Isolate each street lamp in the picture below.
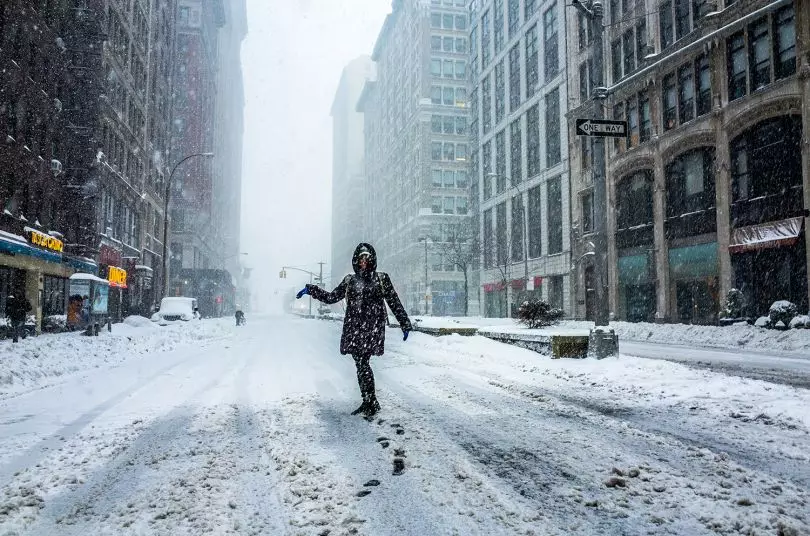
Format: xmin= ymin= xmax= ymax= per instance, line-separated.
xmin=160 ymin=152 xmax=214 ymax=300
xmin=488 ymin=173 xmax=530 ymax=315
xmin=418 ymin=237 xmax=430 ymax=315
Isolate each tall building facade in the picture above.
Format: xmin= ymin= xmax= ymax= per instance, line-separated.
xmin=331 ymin=56 xmax=374 ymax=286
xmin=567 ymin=0 xmax=810 ymax=324
xmin=359 ymin=0 xmax=472 ymax=316
xmin=470 ymin=0 xmax=572 ymax=318
xmin=169 ymin=0 xmax=246 ymax=315
xmin=1 ymin=0 xmax=178 ymax=328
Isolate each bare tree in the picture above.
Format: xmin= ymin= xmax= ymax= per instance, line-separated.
xmin=435 ymin=223 xmax=479 ymax=316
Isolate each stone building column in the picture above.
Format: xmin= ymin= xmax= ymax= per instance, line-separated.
xmin=606 ymin=159 xmax=619 ymax=319
xmin=652 ymin=148 xmax=670 ymax=322
xmin=714 ymin=121 xmax=733 ymax=309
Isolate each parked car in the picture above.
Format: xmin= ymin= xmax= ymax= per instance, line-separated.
xmin=151 ymin=297 xmax=200 ymax=324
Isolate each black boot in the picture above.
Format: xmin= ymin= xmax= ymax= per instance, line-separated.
xmin=363 ymin=395 xmax=381 ymax=417
xmin=351 ymin=401 xmax=368 ymax=415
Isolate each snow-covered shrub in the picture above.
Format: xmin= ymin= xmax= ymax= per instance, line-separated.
xmin=721 ymin=288 xmax=744 ymax=319
xmin=769 ymin=301 xmax=798 ymax=329
xmin=42 ymin=315 xmax=68 ymax=333
xmin=516 ymin=300 xmax=564 ymax=329
xmin=790 ymin=315 xmax=810 ymax=329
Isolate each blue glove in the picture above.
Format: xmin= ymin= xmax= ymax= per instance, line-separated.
xmin=403 ymin=328 xmax=410 ymax=341
xmin=296 ymin=287 xmax=309 ymax=299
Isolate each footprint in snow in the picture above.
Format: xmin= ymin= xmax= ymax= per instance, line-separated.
xmin=356 ymin=490 xmax=372 ymax=497
xmin=393 ymin=458 xmax=405 ymax=476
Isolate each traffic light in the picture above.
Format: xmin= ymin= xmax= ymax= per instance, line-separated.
xmin=279 ymin=270 xmax=286 ymax=279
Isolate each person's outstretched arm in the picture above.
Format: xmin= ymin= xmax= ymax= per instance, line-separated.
xmin=305 ymin=276 xmax=349 ymax=305
xmin=380 ymin=273 xmax=412 ymax=331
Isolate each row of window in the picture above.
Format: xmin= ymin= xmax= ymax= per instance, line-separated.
xmin=430 ymin=58 xmax=467 ymax=80
xmin=431 ymin=114 xmax=468 ymax=136
xmin=482 ymin=176 xmax=564 ymax=267
xmin=431 ymin=12 xmax=468 ymax=31
xmin=476 ymin=3 xmax=558 ymax=84
xmin=432 ymin=169 xmax=470 ymax=189
xmin=430 ymin=85 xmax=467 ymax=107
xmin=431 ymin=141 xmax=468 ymax=162
xmin=431 ymin=35 xmax=468 ymax=54
xmin=431 ymin=195 xmax=469 ymax=215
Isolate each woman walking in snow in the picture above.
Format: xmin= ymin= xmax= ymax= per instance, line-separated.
xmin=296 ymin=243 xmax=412 ymax=417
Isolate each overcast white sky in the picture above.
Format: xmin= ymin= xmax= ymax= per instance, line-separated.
xmin=239 ymin=0 xmax=390 ymax=311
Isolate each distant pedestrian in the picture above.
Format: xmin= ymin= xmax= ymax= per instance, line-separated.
xmin=6 ymin=294 xmax=32 ymax=343
xmin=297 ymin=243 xmax=412 ymax=417
xmin=235 ymin=308 xmax=245 ymax=326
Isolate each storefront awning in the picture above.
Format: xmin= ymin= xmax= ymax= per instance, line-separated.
xmin=0 ymin=231 xmax=62 ymax=263
xmin=730 ymin=217 xmax=804 ymax=254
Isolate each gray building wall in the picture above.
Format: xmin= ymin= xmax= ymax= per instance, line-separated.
xmin=331 ymin=56 xmax=374 ymax=286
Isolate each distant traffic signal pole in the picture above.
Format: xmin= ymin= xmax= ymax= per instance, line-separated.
xmin=280 ymin=264 xmax=327 ymax=316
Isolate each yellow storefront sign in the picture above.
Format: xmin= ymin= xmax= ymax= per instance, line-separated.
xmin=29 ymin=230 xmax=64 ymax=253
xmin=108 ymin=266 xmax=128 ymax=288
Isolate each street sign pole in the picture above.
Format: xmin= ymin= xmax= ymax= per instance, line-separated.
xmin=575 ymin=0 xmax=618 ymax=358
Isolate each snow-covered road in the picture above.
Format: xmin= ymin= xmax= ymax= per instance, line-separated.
xmin=0 ymin=315 xmax=808 ymax=535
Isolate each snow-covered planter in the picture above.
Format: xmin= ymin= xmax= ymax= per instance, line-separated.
xmin=719 ymin=288 xmax=749 ymax=326
xmin=768 ymin=301 xmax=798 ymax=329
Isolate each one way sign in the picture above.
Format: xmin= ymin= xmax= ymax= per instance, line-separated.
xmin=576 ymin=118 xmax=628 ymax=138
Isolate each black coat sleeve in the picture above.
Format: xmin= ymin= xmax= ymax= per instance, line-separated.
xmin=306 ymin=276 xmax=348 ymax=305
xmin=380 ymin=273 xmax=412 ymax=331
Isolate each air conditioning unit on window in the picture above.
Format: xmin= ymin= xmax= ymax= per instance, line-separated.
xmin=51 ymin=159 xmax=63 ymax=176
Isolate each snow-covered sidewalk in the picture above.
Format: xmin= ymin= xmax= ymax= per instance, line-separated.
xmin=0 ymin=316 xmax=807 ymax=535
xmin=0 ymin=316 xmax=233 ymax=401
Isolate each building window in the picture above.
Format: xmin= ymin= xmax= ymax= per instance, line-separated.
xmin=622 ymin=30 xmax=635 ymax=76
xmin=481 ymin=9 xmax=491 ymax=67
xmin=662 ymin=73 xmax=677 ymax=131
xmin=749 ymin=17 xmax=771 ymax=90
xmin=627 ymin=96 xmax=639 ymax=148
xmin=612 ymin=39 xmax=622 ymax=82
xmin=674 ymin=0 xmax=691 ymax=40
xmin=545 ymin=88 xmax=561 ymax=167
xmin=510 ymin=119 xmax=522 ymax=184
xmin=613 ymin=102 xmax=626 ymax=153
xmin=494 ymin=0 xmax=504 ymax=54
xmin=774 ymin=6 xmax=796 ymax=79
xmin=727 ymin=31 xmax=746 ymax=101
xmin=696 ymin=54 xmax=711 ymax=115
xmin=693 ymin=0 xmax=711 ymax=23
xmin=482 ymin=75 xmax=492 ymax=133
xmin=511 ymin=196 xmax=525 ymax=261
xmin=639 ymin=90 xmax=651 ymax=142
xmin=432 ymin=195 xmax=443 ymax=214
xmin=660 ymin=1 xmax=674 ymax=49
xmin=508 ymin=0 xmax=520 ymax=38
xmin=456 ymin=196 xmax=468 ymax=215
xmin=581 ymin=191 xmax=594 ymax=234
xmin=432 ymin=169 xmax=443 ymax=187
xmin=610 ymin=0 xmax=620 ymax=23
xmin=483 ymin=141 xmax=492 ymax=200
xmin=636 ymin=17 xmax=647 ymax=60
xmin=665 ymin=148 xmax=716 ymax=217
xmin=526 ymin=104 xmax=540 ymax=177
xmin=432 ymin=142 xmax=443 ymax=161
xmin=578 ymin=12 xmax=591 ymax=50
xmin=431 ymin=35 xmax=442 ymax=51
xmin=548 ymin=276 xmax=563 ymax=310
xmin=509 ymin=45 xmax=521 ymax=112
xmin=617 ymin=171 xmax=653 ymax=229
xmin=547 ymin=177 xmax=563 ymax=254
xmin=496 ymin=202 xmax=507 ymax=266
xmin=543 ymin=6 xmax=559 ymax=80
xmin=456 ymin=15 xmax=467 ymax=29
xmin=528 ymin=185 xmax=542 ymax=258
xmin=431 ymin=58 xmax=442 ymax=77
xmin=678 ymin=63 xmax=695 ymax=123
xmin=525 ymin=25 xmax=538 ymax=98
xmin=525 ymin=0 xmax=537 ymax=18
xmin=494 ymin=131 xmax=507 ymax=193
xmin=483 ymin=208 xmax=493 ymax=267
xmin=579 ymin=61 xmax=590 ymax=101
xmin=431 ymin=85 xmax=442 ymax=104
xmin=456 ymin=116 xmax=467 ymax=135
xmin=495 ymin=60 xmax=505 ymax=124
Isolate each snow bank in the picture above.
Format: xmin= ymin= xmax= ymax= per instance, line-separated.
xmin=0 ymin=319 xmax=233 ymax=400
